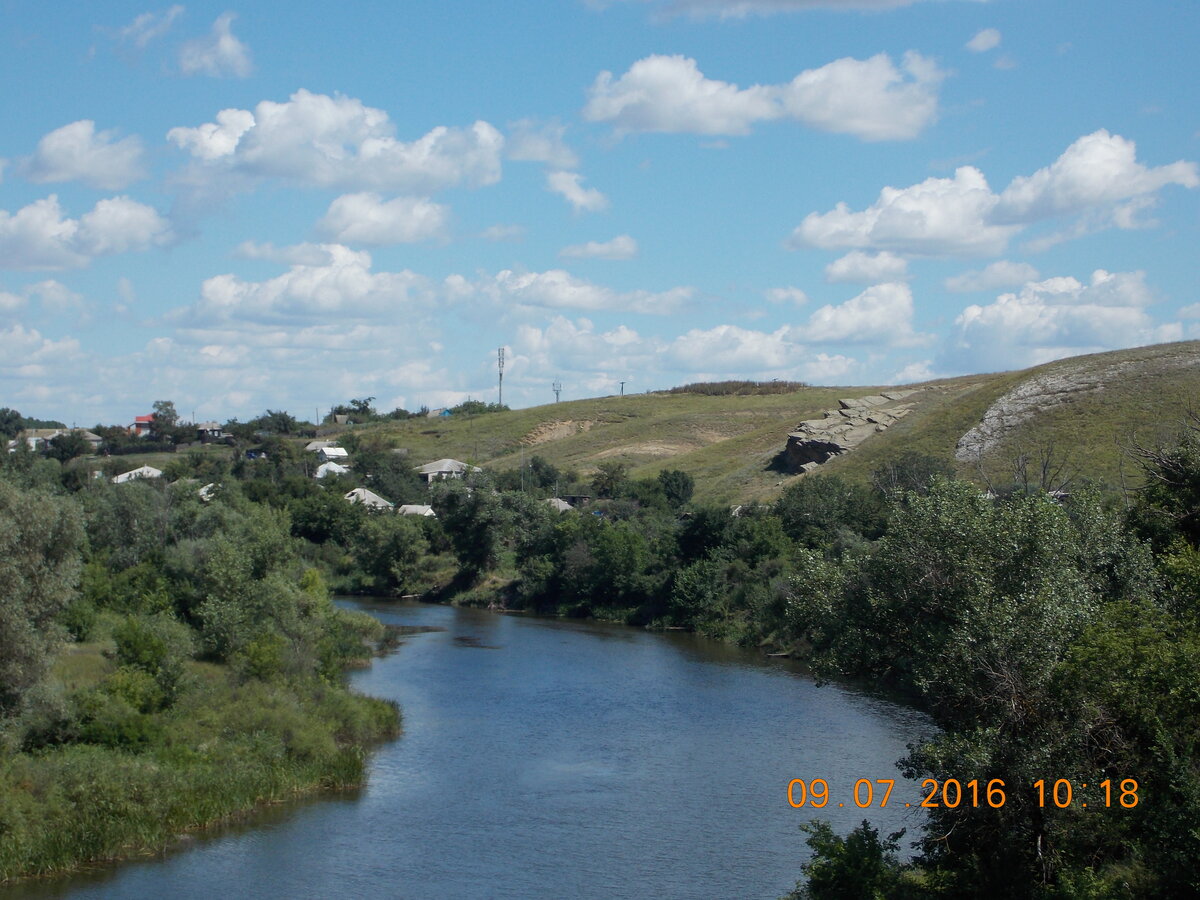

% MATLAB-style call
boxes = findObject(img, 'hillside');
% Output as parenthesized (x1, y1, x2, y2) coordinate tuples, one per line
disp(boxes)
(349, 341, 1200, 504)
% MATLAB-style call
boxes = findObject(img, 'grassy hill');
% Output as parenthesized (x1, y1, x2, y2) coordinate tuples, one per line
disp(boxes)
(330, 341, 1200, 504)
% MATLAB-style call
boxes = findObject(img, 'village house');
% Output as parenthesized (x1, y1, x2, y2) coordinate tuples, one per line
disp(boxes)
(397, 504, 436, 517)
(315, 461, 351, 479)
(413, 458, 481, 483)
(131, 414, 154, 437)
(196, 422, 230, 442)
(112, 465, 163, 484)
(344, 487, 393, 510)
(319, 446, 350, 463)
(7, 428, 103, 453)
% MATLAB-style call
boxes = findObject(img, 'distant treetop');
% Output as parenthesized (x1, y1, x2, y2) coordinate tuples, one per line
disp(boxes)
(665, 380, 807, 396)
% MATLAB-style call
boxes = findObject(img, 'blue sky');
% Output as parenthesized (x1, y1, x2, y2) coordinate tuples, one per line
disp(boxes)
(1, 0, 1197, 426)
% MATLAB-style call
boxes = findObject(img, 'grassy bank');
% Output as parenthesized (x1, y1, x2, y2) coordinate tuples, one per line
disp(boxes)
(0, 669, 398, 882)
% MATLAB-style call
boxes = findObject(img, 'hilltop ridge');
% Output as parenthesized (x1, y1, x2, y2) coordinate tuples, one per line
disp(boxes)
(353, 341, 1200, 503)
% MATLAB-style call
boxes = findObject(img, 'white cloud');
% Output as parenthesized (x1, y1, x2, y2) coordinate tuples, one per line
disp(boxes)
(316, 193, 449, 244)
(585, 55, 777, 136)
(945, 260, 1040, 292)
(168, 90, 505, 194)
(0, 195, 172, 270)
(481, 224, 525, 242)
(0, 324, 82, 370)
(944, 269, 1177, 371)
(0, 289, 23, 313)
(506, 119, 579, 169)
(669, 324, 796, 369)
(117, 5, 184, 48)
(20, 120, 146, 190)
(778, 51, 943, 141)
(481, 269, 690, 313)
(513, 317, 657, 381)
(583, 52, 943, 141)
(546, 170, 609, 212)
(801, 282, 925, 345)
(765, 286, 809, 305)
(179, 12, 252, 78)
(181, 244, 432, 325)
(234, 241, 336, 266)
(792, 130, 1198, 257)
(966, 28, 1001, 52)
(825, 250, 909, 283)
(793, 166, 1017, 257)
(890, 360, 936, 383)
(995, 130, 1199, 223)
(26, 279, 84, 314)
(559, 234, 638, 259)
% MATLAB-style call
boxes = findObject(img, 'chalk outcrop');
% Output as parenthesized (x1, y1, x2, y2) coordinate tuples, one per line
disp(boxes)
(783, 390, 919, 473)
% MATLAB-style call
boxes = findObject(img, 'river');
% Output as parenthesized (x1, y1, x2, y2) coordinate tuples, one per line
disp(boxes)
(5, 600, 931, 899)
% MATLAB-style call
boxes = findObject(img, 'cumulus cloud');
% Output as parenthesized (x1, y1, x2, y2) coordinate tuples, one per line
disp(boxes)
(546, 170, 609, 212)
(801, 282, 926, 345)
(825, 250, 909, 283)
(583, 51, 943, 141)
(944, 260, 1039, 292)
(481, 224, 525, 242)
(181, 244, 432, 325)
(792, 130, 1198, 257)
(765, 286, 809, 305)
(480, 268, 690, 313)
(994, 130, 1199, 223)
(20, 120, 146, 190)
(117, 5, 184, 48)
(944, 269, 1178, 371)
(793, 166, 1017, 256)
(669, 324, 797, 369)
(0, 195, 172, 270)
(559, 234, 638, 259)
(168, 90, 504, 194)
(316, 193, 449, 244)
(966, 28, 1001, 52)
(506, 119, 579, 169)
(179, 12, 252, 78)
(515, 316, 656, 376)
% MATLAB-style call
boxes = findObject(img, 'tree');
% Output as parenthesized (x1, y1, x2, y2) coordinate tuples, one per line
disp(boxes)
(590, 461, 629, 499)
(151, 400, 179, 442)
(0, 407, 22, 440)
(0, 481, 85, 714)
(47, 431, 91, 462)
(658, 469, 694, 509)
(782, 820, 907, 900)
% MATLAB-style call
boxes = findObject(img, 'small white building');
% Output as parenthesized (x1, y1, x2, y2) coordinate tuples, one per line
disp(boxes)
(413, 458, 481, 483)
(305, 440, 340, 452)
(397, 504, 436, 517)
(544, 497, 573, 513)
(344, 488, 394, 510)
(319, 446, 350, 462)
(315, 461, 351, 479)
(112, 465, 163, 484)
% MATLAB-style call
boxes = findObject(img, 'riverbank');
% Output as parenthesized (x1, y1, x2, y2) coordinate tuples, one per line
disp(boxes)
(0, 658, 399, 884)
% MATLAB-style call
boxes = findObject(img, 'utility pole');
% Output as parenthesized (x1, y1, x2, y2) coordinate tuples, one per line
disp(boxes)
(619, 381, 626, 397)
(552, 379, 562, 403)
(498, 347, 505, 407)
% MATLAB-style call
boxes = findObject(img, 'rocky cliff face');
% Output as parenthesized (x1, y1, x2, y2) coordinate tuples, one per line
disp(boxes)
(783, 390, 920, 472)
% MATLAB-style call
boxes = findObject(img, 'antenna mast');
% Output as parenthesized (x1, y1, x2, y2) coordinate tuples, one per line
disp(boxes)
(497, 347, 505, 407)
(552, 379, 562, 403)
